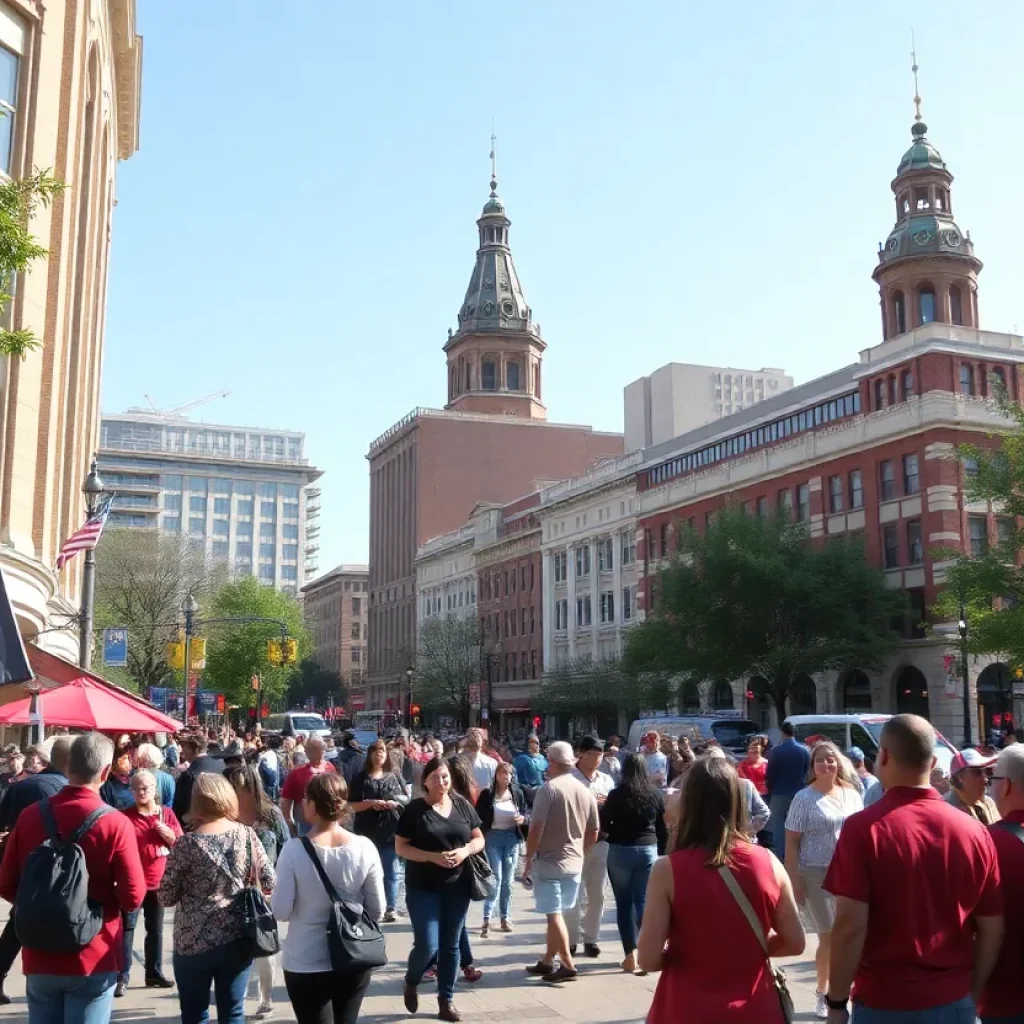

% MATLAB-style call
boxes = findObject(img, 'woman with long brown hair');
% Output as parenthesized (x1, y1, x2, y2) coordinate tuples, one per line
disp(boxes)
(639, 756, 804, 1023)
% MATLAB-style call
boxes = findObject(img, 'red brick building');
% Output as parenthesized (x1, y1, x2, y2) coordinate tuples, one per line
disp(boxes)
(367, 171, 623, 712)
(631, 115, 1020, 744)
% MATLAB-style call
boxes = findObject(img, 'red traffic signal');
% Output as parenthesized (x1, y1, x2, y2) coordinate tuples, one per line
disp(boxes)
(410, 704, 421, 715)
(532, 715, 542, 728)
(216, 693, 226, 713)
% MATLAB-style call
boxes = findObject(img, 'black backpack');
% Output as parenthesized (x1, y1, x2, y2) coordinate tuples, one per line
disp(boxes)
(14, 798, 113, 952)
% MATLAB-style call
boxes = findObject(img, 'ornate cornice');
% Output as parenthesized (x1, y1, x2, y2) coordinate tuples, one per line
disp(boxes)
(108, 0, 141, 160)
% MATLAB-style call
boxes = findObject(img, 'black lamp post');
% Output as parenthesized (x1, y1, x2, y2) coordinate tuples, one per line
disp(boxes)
(958, 603, 972, 747)
(78, 460, 105, 670)
(182, 592, 199, 714)
(405, 666, 413, 731)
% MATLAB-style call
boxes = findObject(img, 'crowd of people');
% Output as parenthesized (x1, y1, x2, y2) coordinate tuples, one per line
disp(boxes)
(0, 716, 1019, 1023)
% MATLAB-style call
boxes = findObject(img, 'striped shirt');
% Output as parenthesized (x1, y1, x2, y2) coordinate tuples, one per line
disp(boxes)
(784, 784, 863, 869)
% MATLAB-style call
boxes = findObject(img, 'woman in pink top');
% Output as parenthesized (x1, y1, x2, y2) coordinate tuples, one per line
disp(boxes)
(737, 737, 769, 795)
(640, 756, 804, 1023)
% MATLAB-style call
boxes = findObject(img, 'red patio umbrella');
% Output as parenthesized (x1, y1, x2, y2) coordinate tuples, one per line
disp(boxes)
(0, 676, 181, 733)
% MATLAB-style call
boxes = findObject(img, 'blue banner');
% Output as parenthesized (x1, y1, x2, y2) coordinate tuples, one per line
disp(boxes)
(197, 690, 217, 715)
(102, 628, 128, 668)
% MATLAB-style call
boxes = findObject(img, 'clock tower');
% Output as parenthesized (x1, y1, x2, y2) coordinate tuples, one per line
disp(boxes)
(443, 158, 546, 419)
(873, 82, 982, 341)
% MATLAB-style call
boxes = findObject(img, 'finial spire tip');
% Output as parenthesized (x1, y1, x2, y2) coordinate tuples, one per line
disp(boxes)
(911, 30, 923, 123)
(489, 123, 498, 197)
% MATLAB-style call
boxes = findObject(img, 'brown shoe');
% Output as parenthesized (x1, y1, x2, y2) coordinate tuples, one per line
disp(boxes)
(526, 961, 555, 976)
(437, 999, 462, 1022)
(480, 920, 489, 938)
(542, 965, 579, 983)
(500, 919, 513, 932)
(403, 982, 419, 1014)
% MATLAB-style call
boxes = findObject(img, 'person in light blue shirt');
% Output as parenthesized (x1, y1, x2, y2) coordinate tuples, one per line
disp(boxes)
(640, 732, 668, 788)
(513, 736, 548, 802)
(846, 746, 883, 806)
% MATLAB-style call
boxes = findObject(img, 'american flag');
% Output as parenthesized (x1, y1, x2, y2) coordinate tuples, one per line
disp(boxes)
(56, 496, 113, 571)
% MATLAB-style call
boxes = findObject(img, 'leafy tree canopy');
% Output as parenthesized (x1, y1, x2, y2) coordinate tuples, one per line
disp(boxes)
(287, 658, 346, 710)
(534, 656, 670, 726)
(624, 507, 905, 721)
(201, 577, 311, 709)
(413, 615, 480, 729)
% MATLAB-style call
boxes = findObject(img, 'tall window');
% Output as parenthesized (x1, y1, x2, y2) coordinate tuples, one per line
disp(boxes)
(0, 47, 17, 175)
(796, 484, 810, 522)
(918, 286, 935, 324)
(575, 595, 592, 627)
(575, 545, 590, 578)
(829, 475, 843, 514)
(873, 379, 885, 410)
(902, 453, 920, 495)
(883, 524, 900, 569)
(893, 291, 906, 335)
(660, 522, 669, 553)
(599, 592, 615, 624)
(481, 361, 497, 390)
(598, 537, 614, 572)
(907, 520, 923, 564)
(968, 515, 988, 558)
(756, 496, 768, 518)
(621, 586, 634, 622)
(620, 531, 636, 566)
(950, 285, 963, 326)
(554, 600, 568, 630)
(879, 461, 895, 501)
(992, 366, 1007, 393)
(901, 370, 914, 399)
(553, 551, 567, 583)
(960, 363, 975, 396)
(506, 361, 521, 390)
(777, 489, 792, 519)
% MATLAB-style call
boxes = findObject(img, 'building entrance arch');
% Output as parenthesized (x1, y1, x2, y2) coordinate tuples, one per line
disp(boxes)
(894, 665, 929, 719)
(840, 670, 872, 712)
(790, 675, 816, 715)
(977, 662, 1014, 739)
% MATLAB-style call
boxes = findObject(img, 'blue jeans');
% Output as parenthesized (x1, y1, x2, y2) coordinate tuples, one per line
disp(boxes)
(769, 795, 795, 859)
(26, 972, 117, 1024)
(379, 842, 400, 912)
(483, 828, 519, 922)
(405, 886, 471, 1003)
(853, 995, 976, 1023)
(982, 1016, 1024, 1024)
(173, 939, 254, 1024)
(606, 843, 657, 954)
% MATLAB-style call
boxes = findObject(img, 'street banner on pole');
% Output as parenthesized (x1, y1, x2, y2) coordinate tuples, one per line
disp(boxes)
(102, 628, 128, 668)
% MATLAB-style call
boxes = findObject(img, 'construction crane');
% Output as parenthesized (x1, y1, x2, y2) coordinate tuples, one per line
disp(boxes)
(142, 390, 231, 418)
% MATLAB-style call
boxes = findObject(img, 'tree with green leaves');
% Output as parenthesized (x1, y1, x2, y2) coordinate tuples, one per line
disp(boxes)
(931, 392, 1024, 668)
(94, 529, 224, 694)
(534, 656, 666, 729)
(201, 577, 311, 709)
(0, 170, 66, 357)
(413, 615, 481, 729)
(287, 658, 347, 711)
(624, 507, 906, 723)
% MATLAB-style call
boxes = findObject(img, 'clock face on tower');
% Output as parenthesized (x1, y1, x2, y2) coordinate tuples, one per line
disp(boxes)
(913, 229, 933, 246)
(886, 236, 899, 253)
(944, 230, 961, 247)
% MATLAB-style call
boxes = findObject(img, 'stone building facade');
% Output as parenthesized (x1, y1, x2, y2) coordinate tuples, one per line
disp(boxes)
(0, 0, 141, 661)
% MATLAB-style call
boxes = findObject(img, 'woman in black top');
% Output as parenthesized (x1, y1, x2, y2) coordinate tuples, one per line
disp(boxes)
(348, 740, 409, 922)
(600, 753, 668, 973)
(395, 757, 484, 1023)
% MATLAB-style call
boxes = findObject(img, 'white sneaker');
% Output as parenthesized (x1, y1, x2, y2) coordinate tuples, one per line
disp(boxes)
(815, 992, 828, 1019)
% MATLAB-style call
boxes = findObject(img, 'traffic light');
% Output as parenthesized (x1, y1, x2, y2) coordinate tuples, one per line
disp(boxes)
(410, 704, 421, 716)
(266, 639, 282, 667)
(166, 641, 184, 670)
(532, 715, 542, 729)
(282, 638, 298, 666)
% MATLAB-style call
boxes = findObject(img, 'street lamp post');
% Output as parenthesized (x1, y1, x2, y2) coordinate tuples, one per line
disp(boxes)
(78, 460, 105, 669)
(182, 593, 199, 717)
(405, 666, 413, 733)
(958, 603, 972, 748)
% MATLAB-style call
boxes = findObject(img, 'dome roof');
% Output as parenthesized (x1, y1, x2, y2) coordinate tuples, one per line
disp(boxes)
(482, 195, 505, 215)
(897, 121, 947, 175)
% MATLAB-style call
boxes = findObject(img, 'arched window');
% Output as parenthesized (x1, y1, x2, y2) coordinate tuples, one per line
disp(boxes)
(790, 675, 817, 715)
(711, 681, 733, 710)
(506, 361, 521, 391)
(534, 362, 541, 400)
(681, 682, 701, 712)
(481, 361, 497, 391)
(901, 370, 914, 399)
(918, 284, 935, 325)
(465, 362, 472, 391)
(449, 366, 456, 398)
(893, 291, 906, 335)
(960, 363, 975, 396)
(950, 285, 963, 326)
(894, 666, 929, 718)
(873, 379, 885, 410)
(842, 670, 872, 712)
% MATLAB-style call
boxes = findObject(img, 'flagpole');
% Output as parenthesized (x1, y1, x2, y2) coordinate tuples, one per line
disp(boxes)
(79, 459, 104, 670)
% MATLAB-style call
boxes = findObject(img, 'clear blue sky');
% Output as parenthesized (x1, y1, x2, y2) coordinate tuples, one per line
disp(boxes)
(102, 1, 1024, 571)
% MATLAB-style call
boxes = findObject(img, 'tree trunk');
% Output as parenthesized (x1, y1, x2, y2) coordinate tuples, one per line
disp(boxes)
(771, 680, 789, 728)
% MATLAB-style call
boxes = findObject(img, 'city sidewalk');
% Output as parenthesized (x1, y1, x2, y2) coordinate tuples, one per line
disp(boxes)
(0, 891, 824, 1022)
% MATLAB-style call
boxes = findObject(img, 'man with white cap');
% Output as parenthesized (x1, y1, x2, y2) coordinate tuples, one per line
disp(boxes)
(522, 740, 599, 985)
(944, 748, 1000, 824)
(979, 743, 1024, 1023)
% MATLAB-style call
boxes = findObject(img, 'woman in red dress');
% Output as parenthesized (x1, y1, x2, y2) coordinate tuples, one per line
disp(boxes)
(640, 755, 804, 1023)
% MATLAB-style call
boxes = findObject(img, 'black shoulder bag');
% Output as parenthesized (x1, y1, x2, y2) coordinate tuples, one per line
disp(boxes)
(237, 829, 280, 958)
(301, 837, 387, 972)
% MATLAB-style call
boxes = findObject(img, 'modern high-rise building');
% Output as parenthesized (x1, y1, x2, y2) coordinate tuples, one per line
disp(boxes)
(624, 363, 794, 451)
(0, 0, 142, 663)
(97, 411, 323, 594)
(366, 169, 624, 712)
(301, 564, 368, 710)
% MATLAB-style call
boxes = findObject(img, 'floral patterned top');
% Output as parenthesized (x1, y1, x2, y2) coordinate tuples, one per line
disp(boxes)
(157, 824, 275, 956)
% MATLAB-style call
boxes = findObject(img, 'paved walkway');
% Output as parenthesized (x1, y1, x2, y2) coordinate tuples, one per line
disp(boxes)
(0, 891, 824, 1022)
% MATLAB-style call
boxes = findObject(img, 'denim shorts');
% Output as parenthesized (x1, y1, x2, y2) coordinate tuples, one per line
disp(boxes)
(532, 861, 581, 915)
(853, 995, 976, 1023)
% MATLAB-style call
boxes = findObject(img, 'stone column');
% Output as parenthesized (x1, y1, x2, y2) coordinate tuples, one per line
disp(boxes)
(566, 544, 576, 661)
(612, 531, 624, 656)
(542, 550, 554, 673)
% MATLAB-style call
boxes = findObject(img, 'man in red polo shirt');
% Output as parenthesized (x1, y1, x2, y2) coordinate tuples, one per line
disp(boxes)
(280, 735, 336, 837)
(0, 731, 146, 1024)
(823, 714, 1003, 1023)
(979, 743, 1024, 1024)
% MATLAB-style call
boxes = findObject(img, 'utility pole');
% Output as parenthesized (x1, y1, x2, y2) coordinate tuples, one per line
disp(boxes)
(958, 602, 972, 747)
(182, 593, 199, 720)
(79, 460, 104, 669)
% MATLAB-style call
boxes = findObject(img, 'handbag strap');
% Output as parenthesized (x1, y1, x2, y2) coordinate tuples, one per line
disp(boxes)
(301, 836, 341, 903)
(718, 864, 768, 956)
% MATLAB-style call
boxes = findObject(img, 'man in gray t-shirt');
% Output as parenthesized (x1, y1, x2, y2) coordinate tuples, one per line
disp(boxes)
(524, 741, 599, 983)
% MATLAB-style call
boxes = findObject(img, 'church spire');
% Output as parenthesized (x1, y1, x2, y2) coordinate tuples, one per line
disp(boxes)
(442, 144, 547, 419)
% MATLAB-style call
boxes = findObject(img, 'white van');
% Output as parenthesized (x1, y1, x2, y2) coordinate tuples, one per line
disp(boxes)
(262, 711, 332, 740)
(627, 714, 761, 760)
